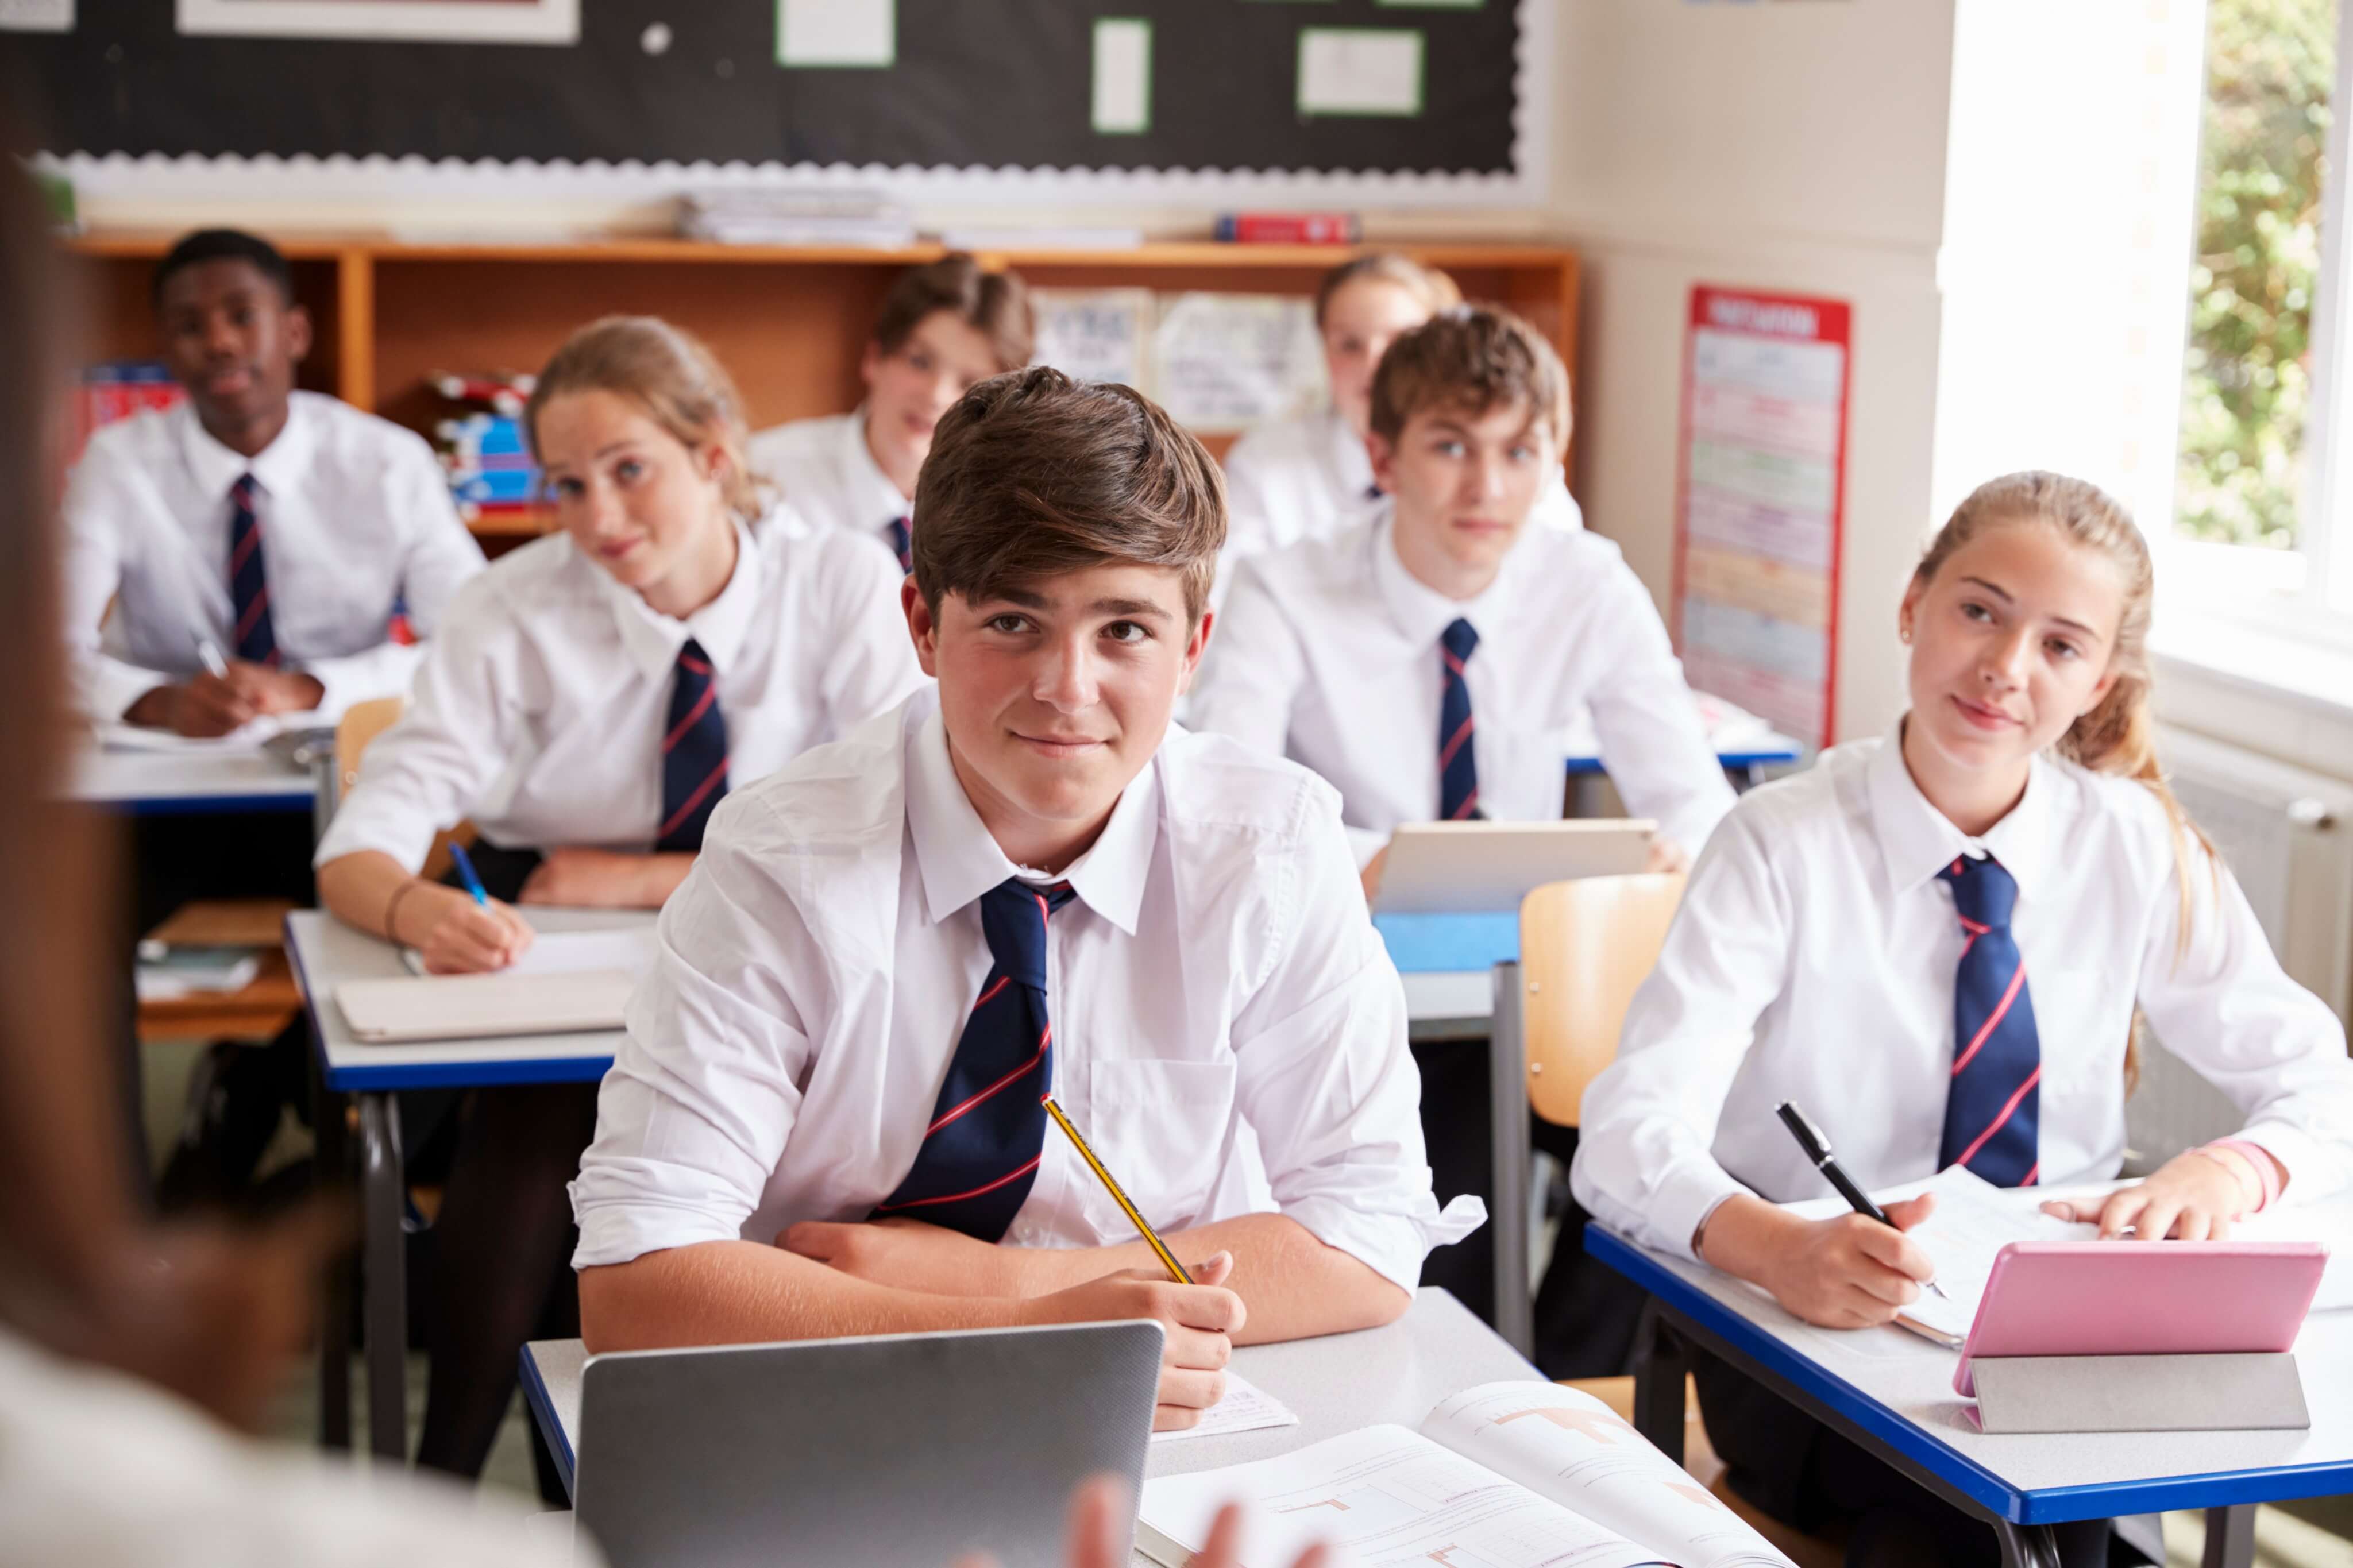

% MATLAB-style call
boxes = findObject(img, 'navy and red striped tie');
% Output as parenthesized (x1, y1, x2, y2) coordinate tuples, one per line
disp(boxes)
(655, 638, 729, 852)
(1938, 853, 2040, 1187)
(884, 515, 912, 574)
(227, 473, 279, 667)
(874, 879, 1075, 1241)
(1438, 617, 1482, 822)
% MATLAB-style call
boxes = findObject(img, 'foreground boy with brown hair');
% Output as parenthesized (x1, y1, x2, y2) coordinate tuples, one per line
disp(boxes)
(572, 367, 1479, 1427)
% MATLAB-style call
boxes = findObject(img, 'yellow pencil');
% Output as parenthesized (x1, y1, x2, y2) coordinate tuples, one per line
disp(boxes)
(1042, 1094, 1194, 1284)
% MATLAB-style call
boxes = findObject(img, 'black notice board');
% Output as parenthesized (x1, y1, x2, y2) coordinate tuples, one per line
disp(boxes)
(9, 1, 1522, 177)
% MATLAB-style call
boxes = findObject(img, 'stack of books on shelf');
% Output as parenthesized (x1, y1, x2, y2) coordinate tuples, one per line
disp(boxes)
(72, 361, 184, 461)
(677, 188, 918, 249)
(429, 369, 542, 529)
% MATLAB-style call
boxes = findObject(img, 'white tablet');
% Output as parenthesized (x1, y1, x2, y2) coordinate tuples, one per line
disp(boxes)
(1372, 819, 1656, 914)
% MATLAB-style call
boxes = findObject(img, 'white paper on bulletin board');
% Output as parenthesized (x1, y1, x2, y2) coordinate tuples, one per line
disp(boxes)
(1673, 287, 1851, 750)
(1032, 289, 1157, 391)
(1150, 293, 1327, 433)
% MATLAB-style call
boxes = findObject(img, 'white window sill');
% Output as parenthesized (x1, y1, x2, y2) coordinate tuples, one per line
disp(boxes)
(2151, 611, 2353, 780)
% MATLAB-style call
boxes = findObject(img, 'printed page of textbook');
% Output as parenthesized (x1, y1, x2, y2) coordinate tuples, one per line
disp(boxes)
(1137, 1424, 1661, 1568)
(1420, 1382, 1796, 1568)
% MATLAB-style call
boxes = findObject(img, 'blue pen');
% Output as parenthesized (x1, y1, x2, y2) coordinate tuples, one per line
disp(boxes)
(447, 843, 491, 909)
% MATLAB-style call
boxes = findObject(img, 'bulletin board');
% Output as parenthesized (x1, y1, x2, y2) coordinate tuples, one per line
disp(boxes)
(5, 0, 1548, 203)
(1672, 286, 1853, 750)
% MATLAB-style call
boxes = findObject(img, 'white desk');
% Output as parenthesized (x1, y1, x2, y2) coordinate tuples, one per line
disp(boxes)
(522, 1288, 1540, 1535)
(1588, 1223, 2353, 1568)
(66, 741, 317, 814)
(285, 906, 652, 1461)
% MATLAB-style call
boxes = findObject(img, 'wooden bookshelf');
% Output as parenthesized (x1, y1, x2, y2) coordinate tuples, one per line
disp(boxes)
(64, 234, 1581, 551)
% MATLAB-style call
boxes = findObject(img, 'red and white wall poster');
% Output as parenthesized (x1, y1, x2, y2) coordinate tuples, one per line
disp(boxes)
(1673, 286, 1851, 751)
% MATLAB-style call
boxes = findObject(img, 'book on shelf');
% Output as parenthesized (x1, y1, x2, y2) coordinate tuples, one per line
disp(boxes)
(677, 188, 918, 249)
(1214, 212, 1363, 245)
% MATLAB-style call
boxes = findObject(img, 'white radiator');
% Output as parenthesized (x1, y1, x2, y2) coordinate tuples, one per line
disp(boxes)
(2126, 727, 2353, 1166)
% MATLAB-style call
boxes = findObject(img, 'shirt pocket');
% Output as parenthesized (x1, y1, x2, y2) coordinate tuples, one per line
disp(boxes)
(1078, 1059, 1237, 1237)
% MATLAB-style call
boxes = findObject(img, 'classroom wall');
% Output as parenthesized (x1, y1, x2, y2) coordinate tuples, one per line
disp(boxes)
(1549, 0, 1959, 746)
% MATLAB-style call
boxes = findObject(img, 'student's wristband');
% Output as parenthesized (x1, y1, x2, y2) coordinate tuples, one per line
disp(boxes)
(382, 878, 427, 945)
(2192, 1140, 2277, 1215)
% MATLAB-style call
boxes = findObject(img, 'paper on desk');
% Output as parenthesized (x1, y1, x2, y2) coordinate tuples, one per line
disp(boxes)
(1150, 1370, 1299, 1444)
(1787, 1165, 2353, 1343)
(401, 925, 658, 979)
(96, 713, 322, 752)
(1783, 1167, 2090, 1345)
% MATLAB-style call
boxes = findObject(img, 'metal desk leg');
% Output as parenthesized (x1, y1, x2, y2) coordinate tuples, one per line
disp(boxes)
(1990, 1521, 2066, 1568)
(311, 1055, 350, 1450)
(1488, 960, 1532, 1358)
(1629, 1302, 1689, 1467)
(2202, 1504, 2257, 1568)
(358, 1090, 407, 1461)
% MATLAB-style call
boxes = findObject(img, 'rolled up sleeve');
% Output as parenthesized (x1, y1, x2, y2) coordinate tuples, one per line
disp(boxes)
(312, 578, 511, 872)
(1230, 793, 1483, 1291)
(570, 795, 817, 1268)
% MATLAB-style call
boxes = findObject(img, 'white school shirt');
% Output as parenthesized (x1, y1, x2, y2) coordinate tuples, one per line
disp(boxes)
(1219, 405, 1584, 565)
(59, 392, 487, 723)
(570, 689, 1483, 1289)
(746, 409, 910, 565)
(0, 1324, 589, 1567)
(314, 507, 924, 869)
(1571, 728, 2353, 1263)
(1189, 508, 1736, 867)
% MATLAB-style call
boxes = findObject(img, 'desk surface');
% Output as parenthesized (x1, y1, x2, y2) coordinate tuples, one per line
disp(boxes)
(66, 742, 315, 813)
(291, 907, 1493, 1092)
(287, 907, 653, 1093)
(522, 1286, 1538, 1503)
(1587, 1223, 2353, 1525)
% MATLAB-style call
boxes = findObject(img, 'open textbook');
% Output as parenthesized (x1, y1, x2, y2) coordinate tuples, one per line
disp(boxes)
(1139, 1381, 1795, 1568)
(1783, 1164, 2353, 1347)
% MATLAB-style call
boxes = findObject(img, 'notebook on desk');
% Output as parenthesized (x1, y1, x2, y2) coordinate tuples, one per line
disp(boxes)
(1781, 1165, 2352, 1349)
(334, 968, 637, 1042)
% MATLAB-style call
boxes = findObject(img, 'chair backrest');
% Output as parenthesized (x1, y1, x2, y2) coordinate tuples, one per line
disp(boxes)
(334, 696, 406, 795)
(1518, 872, 1687, 1127)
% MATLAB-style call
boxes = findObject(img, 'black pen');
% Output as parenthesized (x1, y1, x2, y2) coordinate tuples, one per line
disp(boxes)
(1775, 1099, 1949, 1300)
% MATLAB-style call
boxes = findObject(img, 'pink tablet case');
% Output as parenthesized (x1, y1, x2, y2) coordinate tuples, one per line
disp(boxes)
(1953, 1241, 2327, 1397)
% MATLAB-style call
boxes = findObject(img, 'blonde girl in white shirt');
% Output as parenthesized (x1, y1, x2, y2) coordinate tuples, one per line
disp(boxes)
(314, 316, 921, 1490)
(1573, 472, 2353, 1568)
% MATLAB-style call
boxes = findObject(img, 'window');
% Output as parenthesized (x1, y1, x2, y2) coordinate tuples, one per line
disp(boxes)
(2170, 0, 2352, 626)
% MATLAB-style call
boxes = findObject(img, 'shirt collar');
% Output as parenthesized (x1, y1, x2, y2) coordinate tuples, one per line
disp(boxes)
(1865, 716, 2053, 901)
(177, 393, 316, 503)
(904, 705, 1156, 937)
(595, 515, 765, 680)
(1369, 505, 1520, 649)
(839, 405, 913, 527)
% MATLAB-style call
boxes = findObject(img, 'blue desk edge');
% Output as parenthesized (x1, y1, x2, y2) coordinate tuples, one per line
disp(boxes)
(1583, 1223, 2353, 1524)
(518, 1344, 577, 1500)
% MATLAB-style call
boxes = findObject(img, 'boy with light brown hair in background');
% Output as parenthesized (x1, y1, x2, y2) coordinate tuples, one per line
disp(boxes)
(747, 252, 1034, 573)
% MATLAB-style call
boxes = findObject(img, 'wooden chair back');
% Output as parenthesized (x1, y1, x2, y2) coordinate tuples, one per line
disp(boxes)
(1518, 872, 1687, 1127)
(334, 697, 406, 796)
(331, 696, 471, 879)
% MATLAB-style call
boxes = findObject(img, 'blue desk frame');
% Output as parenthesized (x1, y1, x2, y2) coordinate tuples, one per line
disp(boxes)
(289, 918, 616, 1461)
(1584, 1225, 2325, 1568)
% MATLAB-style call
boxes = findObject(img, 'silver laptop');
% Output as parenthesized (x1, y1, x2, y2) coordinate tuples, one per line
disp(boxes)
(573, 1320, 1164, 1568)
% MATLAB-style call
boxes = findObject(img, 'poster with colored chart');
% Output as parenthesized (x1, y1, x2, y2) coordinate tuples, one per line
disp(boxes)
(1674, 287, 1851, 750)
